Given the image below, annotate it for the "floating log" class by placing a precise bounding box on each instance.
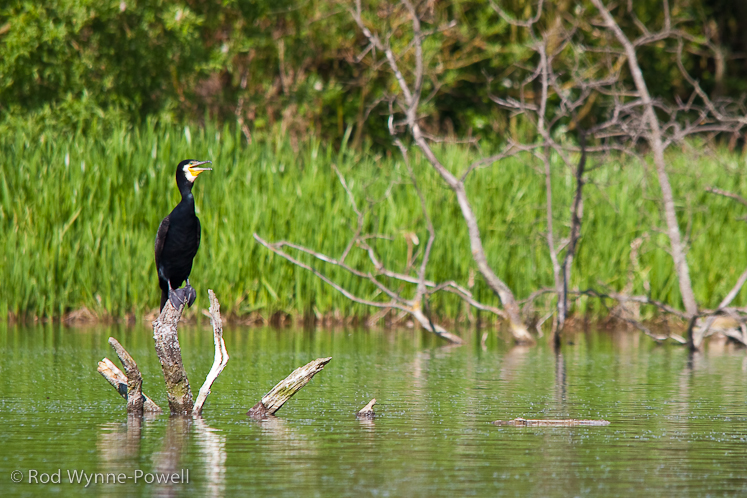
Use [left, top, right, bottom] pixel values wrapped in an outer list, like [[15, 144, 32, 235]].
[[193, 290, 229, 416], [247, 357, 332, 419], [152, 299, 194, 415], [356, 398, 376, 419], [493, 417, 610, 427], [98, 353, 162, 413]]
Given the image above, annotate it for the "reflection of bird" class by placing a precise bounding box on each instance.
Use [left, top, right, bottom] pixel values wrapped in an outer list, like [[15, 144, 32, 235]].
[[155, 159, 212, 311]]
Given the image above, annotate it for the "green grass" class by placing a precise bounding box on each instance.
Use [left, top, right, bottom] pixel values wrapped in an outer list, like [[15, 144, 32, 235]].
[[2, 120, 747, 322]]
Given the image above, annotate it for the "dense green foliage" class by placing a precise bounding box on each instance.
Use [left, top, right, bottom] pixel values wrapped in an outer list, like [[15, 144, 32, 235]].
[[1, 0, 745, 141], [2, 122, 747, 321]]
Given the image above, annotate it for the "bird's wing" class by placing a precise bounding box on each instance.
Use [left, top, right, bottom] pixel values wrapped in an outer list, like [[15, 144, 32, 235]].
[[196, 216, 201, 253], [154, 215, 170, 270]]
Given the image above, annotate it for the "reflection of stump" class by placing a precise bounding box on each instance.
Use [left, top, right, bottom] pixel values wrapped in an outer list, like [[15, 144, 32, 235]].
[[153, 416, 191, 498], [248, 357, 332, 419], [153, 300, 194, 415]]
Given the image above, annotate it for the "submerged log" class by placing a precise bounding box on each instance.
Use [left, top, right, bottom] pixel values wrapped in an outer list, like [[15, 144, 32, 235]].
[[493, 417, 610, 427], [356, 398, 376, 419], [153, 300, 194, 415], [193, 290, 229, 416], [248, 357, 332, 419], [98, 356, 162, 413]]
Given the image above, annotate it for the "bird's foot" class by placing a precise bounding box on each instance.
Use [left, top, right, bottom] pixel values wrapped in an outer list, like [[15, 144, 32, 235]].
[[168, 285, 197, 310], [185, 283, 197, 308]]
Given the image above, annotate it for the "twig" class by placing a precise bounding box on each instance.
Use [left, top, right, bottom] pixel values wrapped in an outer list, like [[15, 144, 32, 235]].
[[705, 186, 747, 208]]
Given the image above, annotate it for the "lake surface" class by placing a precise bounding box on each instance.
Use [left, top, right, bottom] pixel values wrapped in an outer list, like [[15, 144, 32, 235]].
[[1, 323, 746, 497]]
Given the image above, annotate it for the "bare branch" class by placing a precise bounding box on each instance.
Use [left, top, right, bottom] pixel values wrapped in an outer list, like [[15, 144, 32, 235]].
[[705, 186, 747, 208], [255, 233, 411, 312], [193, 290, 229, 417]]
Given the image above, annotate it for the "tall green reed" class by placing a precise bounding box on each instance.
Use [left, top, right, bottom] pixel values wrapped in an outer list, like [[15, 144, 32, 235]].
[[2, 121, 747, 321]]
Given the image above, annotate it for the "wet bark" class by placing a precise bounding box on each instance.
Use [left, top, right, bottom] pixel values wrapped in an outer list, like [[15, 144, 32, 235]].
[[108, 337, 145, 414], [493, 417, 610, 427], [97, 357, 162, 413], [193, 290, 229, 416], [153, 300, 194, 415], [357, 398, 376, 419], [247, 357, 332, 419]]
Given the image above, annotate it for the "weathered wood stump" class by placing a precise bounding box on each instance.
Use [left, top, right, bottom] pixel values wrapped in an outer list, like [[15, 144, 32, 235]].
[[248, 357, 332, 419], [356, 398, 376, 419], [99, 289, 228, 417], [97, 339, 162, 413], [153, 300, 194, 415]]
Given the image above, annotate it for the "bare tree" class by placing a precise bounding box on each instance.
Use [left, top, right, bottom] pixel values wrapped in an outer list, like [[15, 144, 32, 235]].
[[349, 0, 534, 343], [252, 0, 747, 348], [488, 1, 598, 343], [496, 0, 747, 345], [254, 158, 512, 345], [587, 0, 747, 347]]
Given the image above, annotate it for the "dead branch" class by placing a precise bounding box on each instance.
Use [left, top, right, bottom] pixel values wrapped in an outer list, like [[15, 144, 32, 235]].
[[98, 357, 162, 413], [705, 186, 747, 208], [193, 290, 230, 416], [247, 357, 332, 419], [108, 337, 145, 414], [593, 0, 697, 319], [559, 131, 587, 335]]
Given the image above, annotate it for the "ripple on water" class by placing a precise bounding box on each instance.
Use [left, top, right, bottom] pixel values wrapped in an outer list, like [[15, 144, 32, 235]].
[[1, 324, 746, 497]]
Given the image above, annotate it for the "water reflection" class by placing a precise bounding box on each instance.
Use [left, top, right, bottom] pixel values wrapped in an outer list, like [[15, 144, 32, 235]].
[[3, 325, 747, 497], [96, 414, 228, 498], [253, 415, 318, 459], [193, 417, 226, 498], [554, 349, 567, 408], [500, 345, 531, 382], [98, 413, 153, 464], [152, 416, 190, 498]]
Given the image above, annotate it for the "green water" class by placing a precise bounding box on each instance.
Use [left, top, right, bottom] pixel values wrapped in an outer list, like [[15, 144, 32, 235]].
[[1, 324, 746, 497]]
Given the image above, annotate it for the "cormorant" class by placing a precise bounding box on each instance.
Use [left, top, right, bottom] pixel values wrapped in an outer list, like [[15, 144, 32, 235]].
[[155, 159, 212, 311]]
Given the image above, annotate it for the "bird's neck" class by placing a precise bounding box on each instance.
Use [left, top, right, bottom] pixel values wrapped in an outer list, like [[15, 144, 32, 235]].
[[178, 188, 195, 211], [178, 182, 194, 200]]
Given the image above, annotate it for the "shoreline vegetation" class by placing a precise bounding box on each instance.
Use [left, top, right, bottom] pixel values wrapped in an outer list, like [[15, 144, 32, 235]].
[[4, 122, 747, 334]]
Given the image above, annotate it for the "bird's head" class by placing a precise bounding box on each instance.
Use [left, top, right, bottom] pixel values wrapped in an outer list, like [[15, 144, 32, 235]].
[[176, 159, 212, 192]]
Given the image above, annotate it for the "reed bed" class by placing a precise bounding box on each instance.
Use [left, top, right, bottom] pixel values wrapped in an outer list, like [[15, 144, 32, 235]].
[[2, 121, 747, 322]]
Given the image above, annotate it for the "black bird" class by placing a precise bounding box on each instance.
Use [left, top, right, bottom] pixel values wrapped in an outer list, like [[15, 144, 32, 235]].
[[155, 159, 212, 311]]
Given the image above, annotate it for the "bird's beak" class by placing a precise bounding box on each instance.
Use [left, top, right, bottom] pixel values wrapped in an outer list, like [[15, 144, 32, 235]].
[[188, 160, 212, 177]]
